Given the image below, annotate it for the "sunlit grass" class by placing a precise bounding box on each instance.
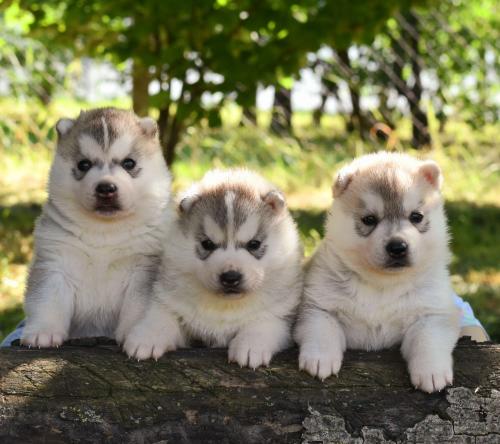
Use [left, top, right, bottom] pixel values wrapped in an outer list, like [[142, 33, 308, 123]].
[[1, 99, 498, 341]]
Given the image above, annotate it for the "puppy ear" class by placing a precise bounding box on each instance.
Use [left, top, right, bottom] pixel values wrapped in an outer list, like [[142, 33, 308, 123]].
[[263, 190, 286, 212], [178, 195, 199, 214], [55, 118, 75, 138], [333, 166, 354, 198], [418, 160, 442, 189], [138, 117, 158, 138]]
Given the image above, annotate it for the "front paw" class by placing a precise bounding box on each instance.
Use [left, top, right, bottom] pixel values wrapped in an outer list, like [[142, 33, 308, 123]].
[[298, 343, 343, 381], [123, 326, 177, 361], [21, 330, 66, 348], [228, 334, 275, 369], [408, 359, 453, 393]]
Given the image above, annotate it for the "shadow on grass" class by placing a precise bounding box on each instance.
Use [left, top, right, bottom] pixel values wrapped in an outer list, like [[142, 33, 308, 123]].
[[0, 303, 24, 341], [446, 201, 500, 274], [0, 203, 41, 264]]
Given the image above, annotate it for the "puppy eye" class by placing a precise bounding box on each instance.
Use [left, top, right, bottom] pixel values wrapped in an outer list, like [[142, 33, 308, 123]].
[[361, 215, 378, 226], [246, 239, 261, 251], [121, 158, 136, 170], [409, 211, 424, 224], [77, 159, 92, 172], [201, 239, 217, 251]]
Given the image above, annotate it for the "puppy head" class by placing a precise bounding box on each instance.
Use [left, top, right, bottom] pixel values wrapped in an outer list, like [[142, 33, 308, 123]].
[[329, 152, 447, 281], [49, 108, 169, 222], [176, 169, 294, 298]]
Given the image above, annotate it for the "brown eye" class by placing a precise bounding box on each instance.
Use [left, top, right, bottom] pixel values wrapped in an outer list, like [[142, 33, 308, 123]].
[[77, 159, 92, 172], [201, 239, 217, 251], [246, 239, 261, 251], [361, 215, 378, 226], [409, 211, 424, 224], [121, 158, 136, 170]]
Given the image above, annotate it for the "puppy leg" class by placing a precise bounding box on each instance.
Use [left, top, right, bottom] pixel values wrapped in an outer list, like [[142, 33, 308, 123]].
[[115, 268, 153, 345], [22, 269, 73, 348], [401, 314, 460, 393], [123, 301, 186, 360], [295, 308, 346, 380], [228, 317, 291, 369]]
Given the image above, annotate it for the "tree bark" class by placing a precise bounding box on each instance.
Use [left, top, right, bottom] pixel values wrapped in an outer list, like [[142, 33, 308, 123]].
[[0, 339, 498, 443]]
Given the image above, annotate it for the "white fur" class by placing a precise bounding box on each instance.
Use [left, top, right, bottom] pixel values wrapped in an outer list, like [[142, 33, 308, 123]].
[[22, 112, 173, 348], [295, 152, 460, 392], [124, 169, 303, 368]]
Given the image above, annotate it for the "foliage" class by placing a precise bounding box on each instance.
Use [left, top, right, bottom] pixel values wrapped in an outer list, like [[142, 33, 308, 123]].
[[0, 2, 72, 104], [308, 0, 499, 148], [2, 0, 420, 162]]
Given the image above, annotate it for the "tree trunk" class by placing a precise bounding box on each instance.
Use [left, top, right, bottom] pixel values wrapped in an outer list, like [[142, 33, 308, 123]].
[[157, 105, 182, 167], [132, 60, 150, 117], [313, 92, 328, 127], [270, 86, 292, 135], [338, 50, 369, 140], [405, 12, 431, 148], [0, 339, 498, 443], [240, 106, 257, 126]]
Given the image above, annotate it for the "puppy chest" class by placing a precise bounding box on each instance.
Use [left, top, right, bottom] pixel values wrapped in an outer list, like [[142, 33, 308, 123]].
[[335, 299, 410, 349], [73, 253, 139, 308]]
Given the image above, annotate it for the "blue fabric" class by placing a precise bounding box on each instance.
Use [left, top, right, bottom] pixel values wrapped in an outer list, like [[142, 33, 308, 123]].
[[1, 319, 25, 347], [454, 294, 482, 328]]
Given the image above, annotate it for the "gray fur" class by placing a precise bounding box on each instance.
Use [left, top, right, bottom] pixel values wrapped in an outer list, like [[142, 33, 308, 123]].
[[371, 173, 405, 221], [57, 108, 158, 160], [181, 185, 276, 261]]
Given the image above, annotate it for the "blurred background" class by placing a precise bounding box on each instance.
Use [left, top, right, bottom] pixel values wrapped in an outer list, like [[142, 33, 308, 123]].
[[0, 0, 498, 341]]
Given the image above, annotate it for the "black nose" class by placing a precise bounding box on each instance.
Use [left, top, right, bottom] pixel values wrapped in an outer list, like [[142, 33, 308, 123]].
[[95, 182, 118, 197], [219, 271, 242, 288], [385, 239, 408, 258]]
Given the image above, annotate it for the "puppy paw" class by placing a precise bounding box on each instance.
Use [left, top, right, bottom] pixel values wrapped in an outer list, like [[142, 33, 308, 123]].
[[299, 343, 343, 380], [21, 330, 66, 348], [123, 327, 177, 361], [228, 334, 274, 369], [409, 360, 453, 393], [114, 326, 130, 346]]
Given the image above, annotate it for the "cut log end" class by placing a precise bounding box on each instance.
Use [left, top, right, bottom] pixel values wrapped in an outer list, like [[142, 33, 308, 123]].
[[0, 339, 498, 443]]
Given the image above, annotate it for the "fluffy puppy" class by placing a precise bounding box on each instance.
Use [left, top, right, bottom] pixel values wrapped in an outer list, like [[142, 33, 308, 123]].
[[295, 152, 460, 393], [22, 108, 172, 347], [124, 169, 303, 368]]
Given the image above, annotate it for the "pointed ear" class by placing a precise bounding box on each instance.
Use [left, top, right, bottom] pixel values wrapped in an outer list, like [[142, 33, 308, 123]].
[[263, 190, 286, 212], [178, 195, 199, 214], [138, 117, 158, 137], [418, 160, 442, 189], [55, 118, 75, 138], [333, 166, 354, 198]]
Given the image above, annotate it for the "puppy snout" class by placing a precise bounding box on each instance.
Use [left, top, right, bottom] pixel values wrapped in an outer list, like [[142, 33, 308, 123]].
[[219, 270, 242, 289], [95, 181, 118, 198], [385, 239, 408, 258]]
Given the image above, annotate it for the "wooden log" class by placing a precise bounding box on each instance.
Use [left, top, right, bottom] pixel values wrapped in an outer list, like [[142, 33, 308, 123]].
[[0, 338, 498, 443]]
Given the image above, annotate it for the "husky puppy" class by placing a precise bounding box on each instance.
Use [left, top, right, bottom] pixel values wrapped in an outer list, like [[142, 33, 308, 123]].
[[123, 169, 303, 368], [295, 152, 460, 393], [21, 108, 172, 347]]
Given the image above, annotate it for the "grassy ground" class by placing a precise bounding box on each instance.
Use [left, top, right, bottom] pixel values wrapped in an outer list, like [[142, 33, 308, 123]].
[[1, 101, 499, 341]]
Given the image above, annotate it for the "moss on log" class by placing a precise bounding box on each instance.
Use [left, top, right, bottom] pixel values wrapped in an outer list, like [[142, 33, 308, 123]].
[[0, 338, 498, 443]]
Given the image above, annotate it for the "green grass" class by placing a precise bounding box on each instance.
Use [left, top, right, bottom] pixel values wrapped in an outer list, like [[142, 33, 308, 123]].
[[1, 100, 499, 341]]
